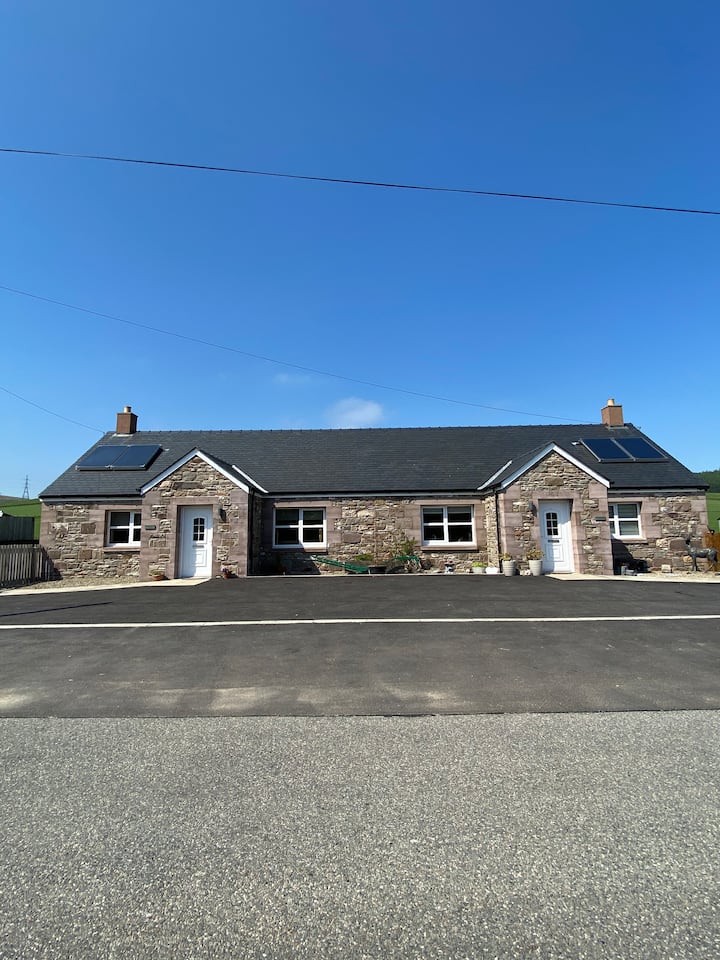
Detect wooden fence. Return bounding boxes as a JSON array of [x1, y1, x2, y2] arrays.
[[0, 543, 54, 587], [0, 514, 35, 543]]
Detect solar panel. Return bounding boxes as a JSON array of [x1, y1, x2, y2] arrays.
[[616, 437, 666, 461], [111, 444, 163, 469], [76, 445, 127, 469], [580, 438, 632, 462], [76, 444, 162, 470]]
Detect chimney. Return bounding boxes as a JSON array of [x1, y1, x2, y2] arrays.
[[116, 405, 138, 435], [601, 398, 624, 427]]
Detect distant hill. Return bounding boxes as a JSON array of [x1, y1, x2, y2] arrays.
[[698, 470, 720, 493]]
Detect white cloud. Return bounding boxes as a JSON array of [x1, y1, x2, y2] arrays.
[[273, 372, 312, 386], [325, 397, 384, 429]]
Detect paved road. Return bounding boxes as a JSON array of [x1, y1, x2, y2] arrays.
[[1, 577, 718, 716], [2, 713, 719, 960], [2, 574, 719, 623], [2, 579, 719, 958]]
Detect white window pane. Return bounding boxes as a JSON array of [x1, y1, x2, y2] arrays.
[[276, 509, 299, 525], [618, 520, 640, 536], [303, 510, 323, 526], [448, 507, 472, 523], [617, 504, 638, 519]]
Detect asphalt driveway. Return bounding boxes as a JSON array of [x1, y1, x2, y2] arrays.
[[1, 576, 718, 717]]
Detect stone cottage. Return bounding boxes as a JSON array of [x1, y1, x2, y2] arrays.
[[39, 401, 710, 580]]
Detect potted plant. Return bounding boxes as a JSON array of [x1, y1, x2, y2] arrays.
[[500, 553, 516, 577], [149, 566, 166, 581], [525, 546, 544, 576], [471, 561, 486, 574]]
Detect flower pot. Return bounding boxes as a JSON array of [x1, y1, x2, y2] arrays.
[[485, 565, 500, 575], [471, 566, 485, 574], [529, 559, 543, 576], [502, 560, 516, 577]]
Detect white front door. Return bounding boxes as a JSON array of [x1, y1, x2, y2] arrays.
[[540, 501, 574, 573], [179, 506, 213, 578]]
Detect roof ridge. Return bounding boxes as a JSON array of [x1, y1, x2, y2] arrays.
[[107, 421, 612, 437]]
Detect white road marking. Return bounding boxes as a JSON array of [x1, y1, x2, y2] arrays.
[[0, 614, 719, 629]]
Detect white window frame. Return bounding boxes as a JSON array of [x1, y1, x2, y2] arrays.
[[106, 510, 142, 547], [273, 507, 327, 549], [421, 505, 475, 547], [608, 502, 642, 539]]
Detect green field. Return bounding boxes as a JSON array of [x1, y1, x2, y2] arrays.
[[708, 493, 720, 533]]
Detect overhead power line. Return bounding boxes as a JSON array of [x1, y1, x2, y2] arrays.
[[0, 383, 103, 432], [0, 283, 584, 423], [1, 146, 718, 217]]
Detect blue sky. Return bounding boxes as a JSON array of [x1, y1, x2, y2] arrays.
[[1, 0, 718, 497]]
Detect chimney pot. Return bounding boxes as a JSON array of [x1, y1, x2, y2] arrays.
[[116, 406, 138, 435], [601, 398, 624, 427]]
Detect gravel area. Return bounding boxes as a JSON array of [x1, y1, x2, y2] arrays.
[[1, 712, 719, 959], [4, 576, 145, 592]]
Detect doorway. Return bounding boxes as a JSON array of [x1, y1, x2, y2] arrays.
[[178, 506, 213, 578], [539, 501, 574, 573]]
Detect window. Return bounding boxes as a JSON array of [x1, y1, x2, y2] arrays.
[[107, 511, 142, 546], [608, 503, 641, 538], [274, 507, 326, 548], [422, 506, 474, 545], [545, 511, 559, 538]]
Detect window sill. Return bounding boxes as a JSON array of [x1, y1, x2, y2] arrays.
[[273, 546, 327, 552], [104, 546, 141, 552], [421, 544, 477, 551]]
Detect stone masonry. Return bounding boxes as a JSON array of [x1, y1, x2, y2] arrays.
[[255, 496, 490, 574], [40, 500, 143, 581], [141, 456, 250, 579], [500, 451, 612, 574], [608, 491, 710, 572]]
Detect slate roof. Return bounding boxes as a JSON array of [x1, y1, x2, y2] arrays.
[[39, 422, 707, 499]]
